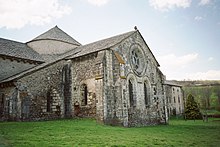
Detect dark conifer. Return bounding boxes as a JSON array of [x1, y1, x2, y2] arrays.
[[185, 94, 202, 120]]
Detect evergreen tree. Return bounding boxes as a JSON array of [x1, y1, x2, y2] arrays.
[[185, 94, 202, 120]]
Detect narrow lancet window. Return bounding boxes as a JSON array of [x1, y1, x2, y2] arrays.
[[81, 84, 88, 106], [129, 80, 134, 107], [144, 83, 148, 106], [47, 91, 52, 112]]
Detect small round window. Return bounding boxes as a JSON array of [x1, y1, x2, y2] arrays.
[[129, 44, 146, 76]]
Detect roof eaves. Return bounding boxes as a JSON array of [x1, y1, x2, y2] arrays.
[[0, 48, 81, 83], [0, 54, 44, 63], [0, 38, 44, 62], [67, 48, 108, 59], [164, 81, 182, 87]]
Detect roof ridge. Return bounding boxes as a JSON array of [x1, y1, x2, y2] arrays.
[[80, 30, 136, 48], [66, 30, 137, 59], [0, 37, 25, 44], [28, 26, 81, 46], [53, 26, 81, 45]]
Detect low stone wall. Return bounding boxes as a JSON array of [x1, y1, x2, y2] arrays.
[[128, 108, 162, 127]]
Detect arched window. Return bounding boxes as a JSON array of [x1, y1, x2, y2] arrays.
[[144, 83, 148, 106], [81, 84, 88, 106], [129, 80, 134, 107]]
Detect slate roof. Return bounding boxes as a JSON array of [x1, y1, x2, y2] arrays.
[[29, 26, 81, 46], [164, 80, 182, 87], [0, 48, 81, 83], [0, 38, 44, 62], [0, 28, 161, 84], [41, 54, 60, 62], [66, 29, 160, 66], [66, 30, 136, 59], [0, 30, 136, 83]]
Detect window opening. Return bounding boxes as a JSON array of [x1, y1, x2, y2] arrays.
[[47, 91, 52, 112], [144, 83, 148, 106], [129, 80, 134, 107], [81, 84, 88, 106]]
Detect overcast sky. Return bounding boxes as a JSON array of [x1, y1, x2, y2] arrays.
[[0, 0, 219, 80]]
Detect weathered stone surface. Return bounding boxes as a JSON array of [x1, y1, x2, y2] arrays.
[[0, 28, 168, 127], [164, 82, 184, 117], [100, 32, 167, 126]]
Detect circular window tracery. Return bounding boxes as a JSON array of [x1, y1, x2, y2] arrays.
[[129, 44, 146, 76], [131, 50, 140, 69]]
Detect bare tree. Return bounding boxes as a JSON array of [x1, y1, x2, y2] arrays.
[[201, 86, 212, 110], [213, 86, 220, 111]]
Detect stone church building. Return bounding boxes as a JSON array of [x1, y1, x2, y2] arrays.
[[0, 26, 168, 127]]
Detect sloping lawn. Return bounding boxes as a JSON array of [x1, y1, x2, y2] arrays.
[[0, 118, 220, 147]]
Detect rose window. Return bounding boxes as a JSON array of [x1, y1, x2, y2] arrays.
[[129, 44, 146, 76]]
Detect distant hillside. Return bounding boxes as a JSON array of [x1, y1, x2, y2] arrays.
[[168, 80, 220, 112], [167, 80, 220, 87]]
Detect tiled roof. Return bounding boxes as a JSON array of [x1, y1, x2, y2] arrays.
[[0, 30, 137, 83], [164, 80, 182, 87], [0, 48, 81, 83], [29, 26, 81, 46], [0, 38, 44, 62], [66, 30, 136, 59], [41, 54, 60, 62]]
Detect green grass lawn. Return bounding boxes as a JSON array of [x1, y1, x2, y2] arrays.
[[0, 118, 220, 147]]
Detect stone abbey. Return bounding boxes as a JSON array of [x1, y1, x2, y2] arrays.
[[0, 26, 179, 127]]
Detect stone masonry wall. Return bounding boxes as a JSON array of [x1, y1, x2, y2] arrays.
[[0, 87, 18, 121], [103, 49, 118, 125], [103, 31, 167, 127], [14, 60, 68, 120], [71, 52, 103, 119], [165, 85, 184, 116]]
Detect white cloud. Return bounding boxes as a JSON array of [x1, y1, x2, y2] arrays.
[[158, 53, 199, 80], [158, 54, 220, 80], [87, 0, 110, 6], [149, 0, 191, 11], [199, 0, 211, 5], [208, 57, 214, 61], [194, 16, 203, 21], [185, 70, 220, 80], [0, 0, 72, 29], [157, 53, 198, 69]]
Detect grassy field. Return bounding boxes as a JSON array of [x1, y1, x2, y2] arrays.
[[0, 118, 220, 147]]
